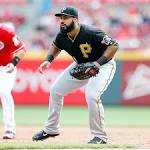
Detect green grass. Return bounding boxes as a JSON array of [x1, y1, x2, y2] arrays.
[[105, 105, 150, 127], [0, 142, 134, 149], [0, 105, 150, 127], [0, 105, 147, 149]]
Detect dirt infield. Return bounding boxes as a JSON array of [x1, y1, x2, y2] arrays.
[[1, 126, 150, 149]]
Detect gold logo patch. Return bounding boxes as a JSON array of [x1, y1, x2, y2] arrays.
[[79, 43, 92, 58]]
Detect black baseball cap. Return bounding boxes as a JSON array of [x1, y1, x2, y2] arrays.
[[55, 6, 78, 18]]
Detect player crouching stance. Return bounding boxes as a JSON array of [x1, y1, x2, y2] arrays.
[[32, 6, 119, 144], [0, 23, 26, 139]]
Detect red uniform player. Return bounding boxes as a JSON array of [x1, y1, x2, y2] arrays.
[[0, 23, 26, 139]]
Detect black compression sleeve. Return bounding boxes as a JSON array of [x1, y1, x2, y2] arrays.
[[11, 56, 20, 66], [97, 56, 108, 66], [45, 54, 54, 62]]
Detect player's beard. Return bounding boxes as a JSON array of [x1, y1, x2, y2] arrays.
[[60, 20, 75, 33]]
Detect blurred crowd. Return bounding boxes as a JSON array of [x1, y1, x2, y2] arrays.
[[0, 0, 150, 51]]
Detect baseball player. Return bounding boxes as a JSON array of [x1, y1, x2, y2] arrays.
[[0, 23, 26, 139], [32, 6, 119, 144]]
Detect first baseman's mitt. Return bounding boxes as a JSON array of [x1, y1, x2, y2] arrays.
[[70, 62, 99, 80]]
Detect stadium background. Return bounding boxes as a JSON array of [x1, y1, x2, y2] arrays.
[[0, 0, 149, 106], [0, 0, 150, 149]]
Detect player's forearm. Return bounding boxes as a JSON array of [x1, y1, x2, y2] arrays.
[[45, 46, 61, 62], [14, 48, 26, 60], [10, 48, 26, 66], [103, 44, 119, 60], [97, 44, 119, 66], [48, 45, 61, 58]]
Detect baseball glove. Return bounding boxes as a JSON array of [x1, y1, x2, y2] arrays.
[[70, 62, 99, 80]]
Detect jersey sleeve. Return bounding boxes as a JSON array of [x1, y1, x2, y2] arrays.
[[7, 31, 25, 53], [94, 30, 118, 49], [52, 33, 63, 51]]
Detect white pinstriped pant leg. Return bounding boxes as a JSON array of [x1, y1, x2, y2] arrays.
[[85, 59, 116, 142], [0, 66, 16, 134], [44, 62, 88, 134]]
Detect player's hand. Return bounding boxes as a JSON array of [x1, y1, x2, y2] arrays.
[[38, 61, 51, 73], [5, 63, 15, 73], [85, 61, 100, 74]]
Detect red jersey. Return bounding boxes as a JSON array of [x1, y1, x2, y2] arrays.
[[0, 25, 24, 66]]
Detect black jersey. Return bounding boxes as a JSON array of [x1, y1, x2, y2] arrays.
[[53, 24, 118, 64]]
